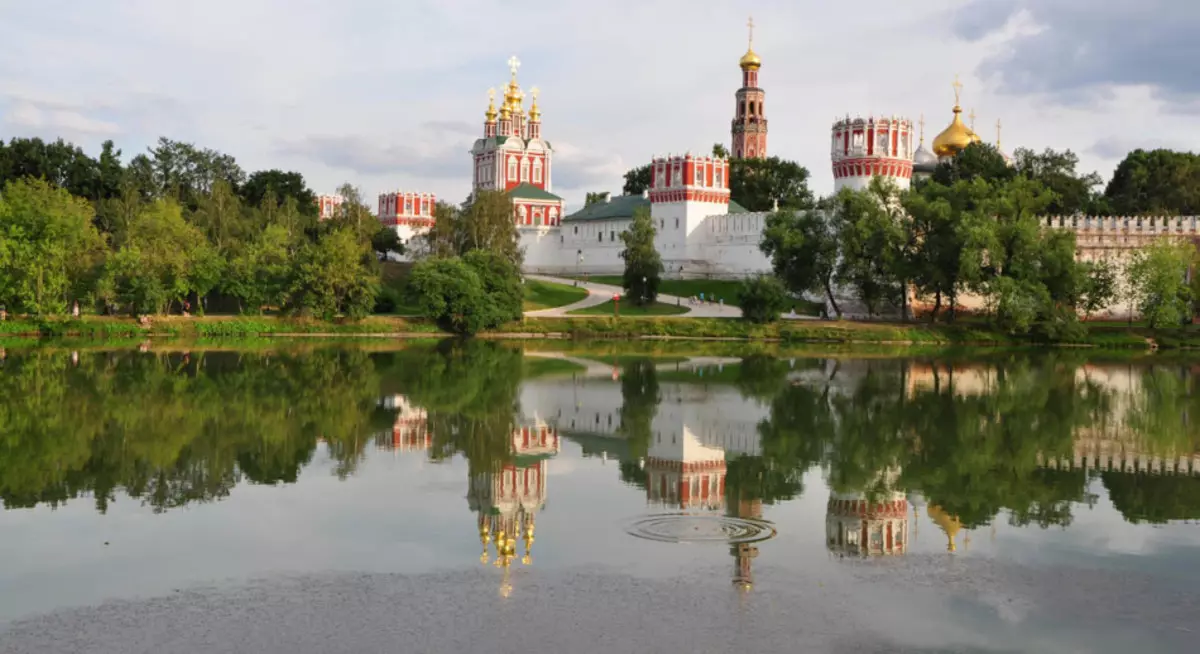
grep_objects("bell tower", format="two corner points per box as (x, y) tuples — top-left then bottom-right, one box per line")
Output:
(731, 16), (767, 159)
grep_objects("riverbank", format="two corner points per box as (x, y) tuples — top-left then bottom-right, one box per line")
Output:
(1, 314), (1189, 349)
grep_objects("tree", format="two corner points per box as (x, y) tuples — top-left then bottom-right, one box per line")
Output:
(737, 274), (789, 323)
(462, 249), (524, 324)
(0, 178), (106, 314)
(831, 180), (908, 317)
(712, 143), (730, 158)
(760, 205), (841, 317)
(222, 224), (296, 313)
(585, 192), (609, 206)
(290, 228), (380, 320)
(622, 165), (651, 196)
(99, 199), (219, 315)
(190, 179), (246, 254)
(132, 137), (246, 208)
(239, 170), (317, 217)
(620, 207), (663, 306)
(1078, 258), (1119, 320)
(729, 156), (814, 212)
(932, 142), (1015, 186)
(371, 224), (404, 260)
(407, 257), (490, 334)
(425, 191), (522, 266)
(0, 137), (106, 201)
(1126, 239), (1195, 328)
(1012, 147), (1104, 215)
(1104, 149), (1200, 216)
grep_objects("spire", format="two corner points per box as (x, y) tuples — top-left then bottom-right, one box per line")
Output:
(996, 118), (1002, 149)
(918, 114), (926, 145)
(529, 86), (541, 121)
(968, 108), (977, 131)
(952, 73), (963, 110)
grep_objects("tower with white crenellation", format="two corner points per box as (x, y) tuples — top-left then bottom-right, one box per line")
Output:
(730, 16), (767, 159)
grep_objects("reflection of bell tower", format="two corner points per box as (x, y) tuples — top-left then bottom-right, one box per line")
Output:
(468, 421), (560, 597)
(730, 495), (762, 591)
(825, 468), (909, 557)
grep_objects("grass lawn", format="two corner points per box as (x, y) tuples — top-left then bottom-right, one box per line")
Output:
(522, 357), (588, 378)
(567, 300), (689, 317)
(575, 276), (823, 315)
(523, 279), (589, 311)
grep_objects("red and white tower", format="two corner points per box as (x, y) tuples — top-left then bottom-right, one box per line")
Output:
(315, 194), (344, 220)
(377, 191), (436, 250)
(648, 153), (730, 263)
(470, 55), (564, 229)
(830, 115), (915, 192)
(730, 16), (767, 159)
(825, 467), (909, 557)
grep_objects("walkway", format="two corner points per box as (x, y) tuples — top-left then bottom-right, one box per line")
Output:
(522, 274), (743, 318)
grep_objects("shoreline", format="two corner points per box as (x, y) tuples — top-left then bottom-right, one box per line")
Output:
(0, 314), (1184, 350)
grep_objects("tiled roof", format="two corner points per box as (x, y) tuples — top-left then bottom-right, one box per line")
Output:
(508, 182), (563, 201)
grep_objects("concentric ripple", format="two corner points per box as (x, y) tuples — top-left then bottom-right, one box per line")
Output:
(625, 513), (777, 544)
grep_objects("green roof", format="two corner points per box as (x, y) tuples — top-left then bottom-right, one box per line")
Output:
(494, 136), (508, 145)
(729, 199), (749, 213)
(508, 182), (562, 202)
(563, 194), (649, 222)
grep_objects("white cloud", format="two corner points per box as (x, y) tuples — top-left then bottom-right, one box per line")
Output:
(2, 0), (1198, 212)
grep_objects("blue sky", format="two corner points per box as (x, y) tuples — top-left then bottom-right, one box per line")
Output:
(1, 0), (1196, 212)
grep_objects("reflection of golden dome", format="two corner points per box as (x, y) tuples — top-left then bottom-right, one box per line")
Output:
(932, 106), (975, 159)
(927, 505), (962, 552)
(739, 48), (762, 70)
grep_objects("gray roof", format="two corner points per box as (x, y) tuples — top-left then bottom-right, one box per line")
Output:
(564, 194), (751, 223)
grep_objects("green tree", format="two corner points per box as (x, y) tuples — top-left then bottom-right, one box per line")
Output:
(407, 257), (491, 334)
(620, 207), (663, 306)
(0, 178), (106, 314)
(1104, 149), (1200, 216)
(222, 224), (296, 313)
(832, 180), (908, 317)
(371, 224), (404, 259)
(239, 170), (317, 217)
(760, 204), (841, 317)
(585, 192), (609, 206)
(190, 179), (246, 254)
(425, 191), (522, 266)
(99, 199), (219, 315)
(737, 274), (789, 323)
(729, 156), (814, 212)
(0, 137), (105, 201)
(290, 228), (380, 320)
(463, 249), (524, 324)
(132, 137), (246, 208)
(1126, 239), (1195, 328)
(712, 143), (730, 158)
(1012, 147), (1104, 215)
(622, 165), (651, 196)
(932, 141), (1015, 186)
(1078, 258), (1119, 320)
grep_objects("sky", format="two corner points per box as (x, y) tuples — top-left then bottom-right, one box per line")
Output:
(1, 0), (1197, 214)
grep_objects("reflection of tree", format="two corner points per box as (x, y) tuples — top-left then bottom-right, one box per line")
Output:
(1103, 473), (1200, 524)
(618, 359), (660, 460)
(0, 347), (381, 512)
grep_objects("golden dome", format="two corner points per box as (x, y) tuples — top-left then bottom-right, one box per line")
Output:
(485, 88), (498, 122)
(528, 87), (541, 121)
(739, 48), (762, 70)
(931, 106), (974, 158)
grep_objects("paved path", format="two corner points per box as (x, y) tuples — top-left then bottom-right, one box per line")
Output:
(523, 275), (743, 319)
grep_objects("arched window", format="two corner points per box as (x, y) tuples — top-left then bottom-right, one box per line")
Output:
(549, 207), (558, 225)
(507, 157), (517, 181)
(533, 207), (543, 225)
(520, 159), (530, 182)
(518, 205), (527, 225)
(533, 159), (543, 183)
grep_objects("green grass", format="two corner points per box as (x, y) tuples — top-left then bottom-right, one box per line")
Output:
(523, 279), (589, 311)
(567, 300), (689, 317)
(573, 275), (823, 315)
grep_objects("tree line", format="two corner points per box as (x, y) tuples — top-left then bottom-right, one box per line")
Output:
(0, 136), (397, 318)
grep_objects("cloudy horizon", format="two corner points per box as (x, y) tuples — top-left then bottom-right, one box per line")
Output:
(2, 0), (1195, 213)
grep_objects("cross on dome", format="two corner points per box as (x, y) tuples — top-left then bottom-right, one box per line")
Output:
(507, 55), (521, 79)
(952, 74), (963, 107)
(747, 15), (754, 47)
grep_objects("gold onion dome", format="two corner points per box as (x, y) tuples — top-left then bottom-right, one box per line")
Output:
(932, 106), (975, 158)
(529, 87), (541, 121)
(740, 16), (761, 70)
(485, 89), (498, 122)
(927, 505), (963, 553)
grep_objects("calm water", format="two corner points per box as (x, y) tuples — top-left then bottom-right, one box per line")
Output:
(1, 342), (1198, 653)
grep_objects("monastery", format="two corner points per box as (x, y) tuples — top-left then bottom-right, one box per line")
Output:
(374, 19), (1196, 318)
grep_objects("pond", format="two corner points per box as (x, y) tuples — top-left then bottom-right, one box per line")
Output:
(1, 342), (1198, 653)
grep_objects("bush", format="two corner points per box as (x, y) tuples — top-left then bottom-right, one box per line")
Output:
(462, 249), (523, 323)
(407, 252), (524, 334)
(737, 275), (789, 324)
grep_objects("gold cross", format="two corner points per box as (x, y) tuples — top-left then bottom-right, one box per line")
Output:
(952, 74), (963, 106)
(968, 108), (976, 130)
(488, 88), (495, 102)
(507, 55), (520, 79)
(531, 87), (539, 101)
(747, 15), (755, 47)
(996, 118), (1002, 147)
(918, 114), (925, 143)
